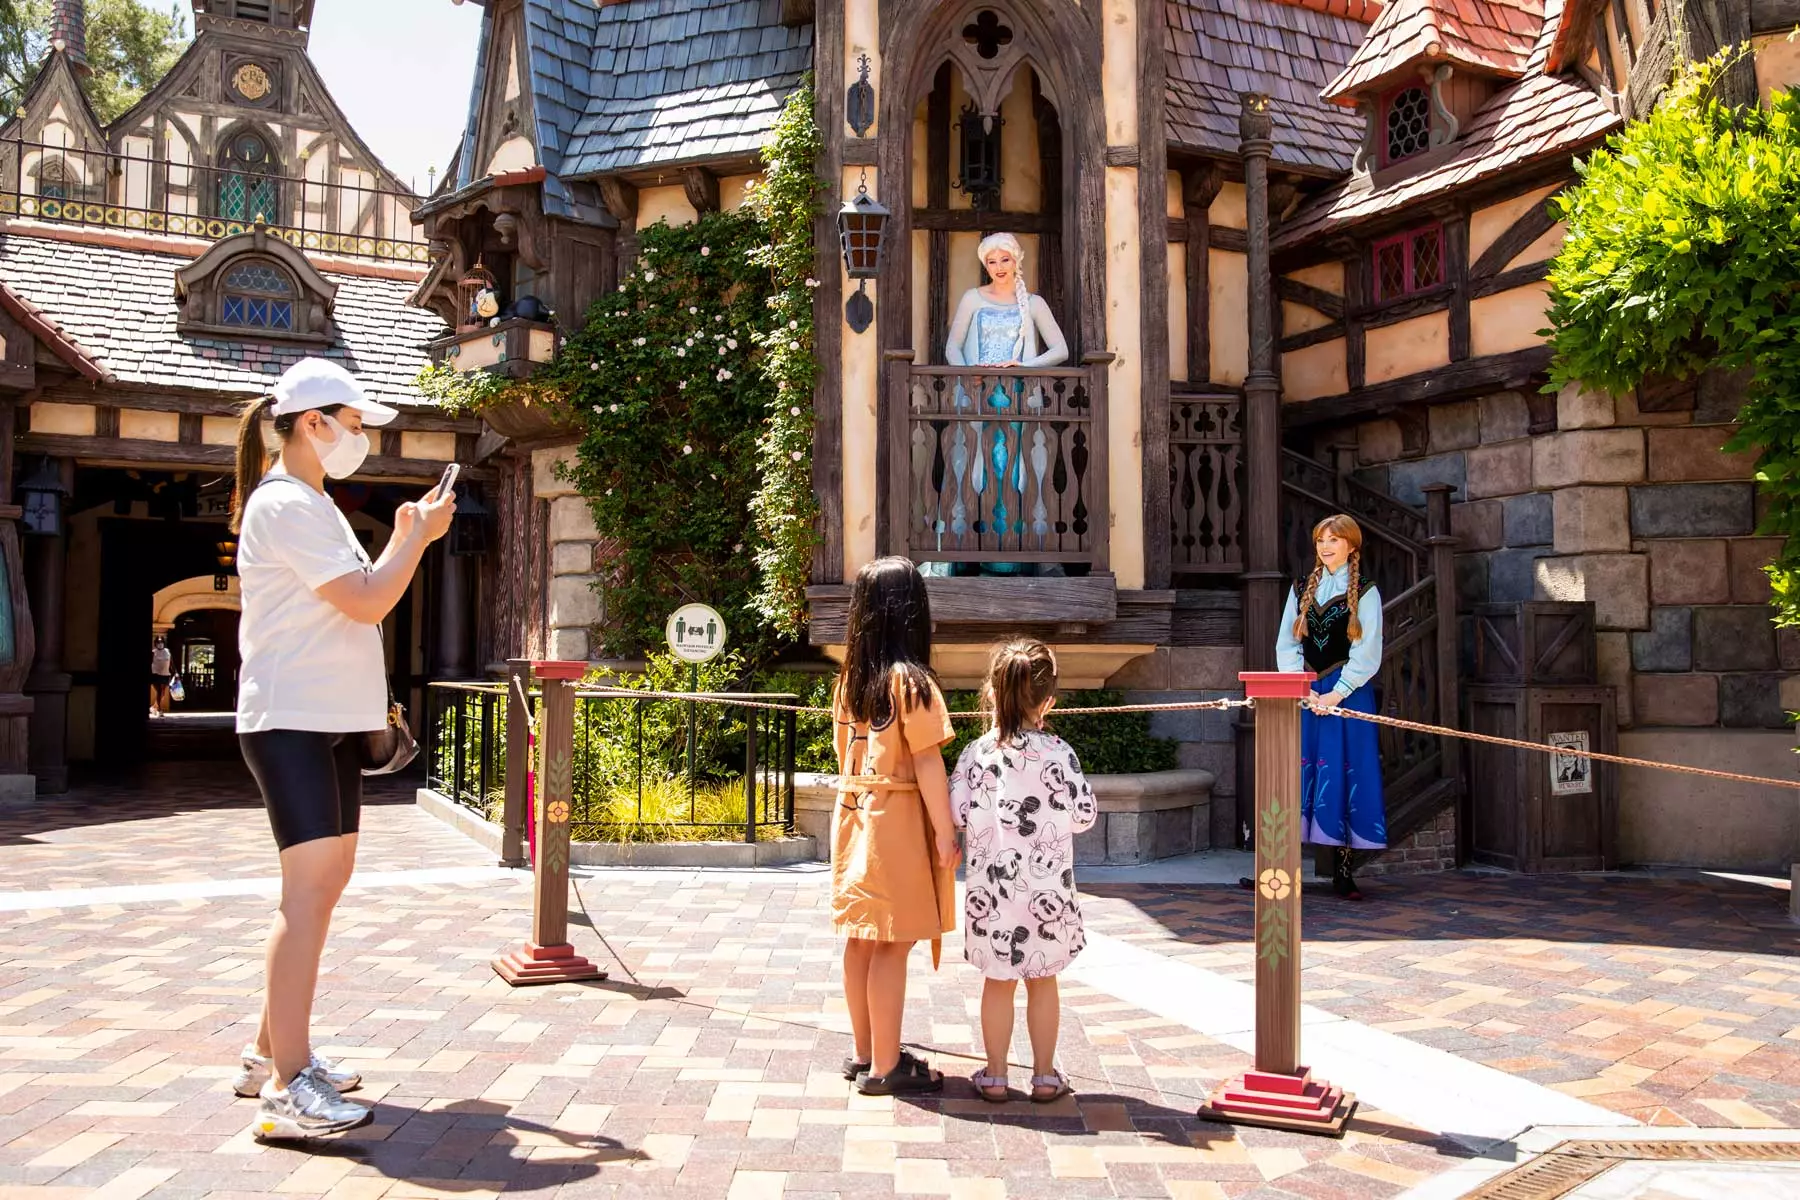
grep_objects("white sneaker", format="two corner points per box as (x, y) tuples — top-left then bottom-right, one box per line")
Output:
(252, 1066), (372, 1140)
(232, 1044), (362, 1097)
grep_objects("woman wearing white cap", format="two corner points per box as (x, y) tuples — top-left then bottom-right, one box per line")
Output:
(226, 357), (455, 1139)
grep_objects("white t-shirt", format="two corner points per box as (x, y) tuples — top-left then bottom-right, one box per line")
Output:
(235, 473), (387, 734)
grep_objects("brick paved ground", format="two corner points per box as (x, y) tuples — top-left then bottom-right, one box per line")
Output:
(1, 764), (1798, 1199)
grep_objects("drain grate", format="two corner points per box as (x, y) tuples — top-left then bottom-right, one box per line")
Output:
(1461, 1139), (1800, 1200)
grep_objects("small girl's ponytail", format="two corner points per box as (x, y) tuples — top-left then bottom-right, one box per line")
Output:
(985, 639), (1058, 742)
(230, 395), (274, 534)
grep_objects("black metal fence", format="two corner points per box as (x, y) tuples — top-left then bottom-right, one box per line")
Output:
(426, 683), (509, 818)
(425, 681), (799, 843)
(0, 137), (429, 264)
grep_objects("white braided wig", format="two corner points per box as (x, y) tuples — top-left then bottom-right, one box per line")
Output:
(978, 232), (1031, 361)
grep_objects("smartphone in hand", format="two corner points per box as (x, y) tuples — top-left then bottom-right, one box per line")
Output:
(432, 462), (461, 502)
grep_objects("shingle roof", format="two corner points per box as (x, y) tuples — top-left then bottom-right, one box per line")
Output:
(1325, 0), (1546, 102)
(1275, 0), (1617, 247)
(0, 232), (445, 406)
(562, 0), (811, 179)
(1166, 0), (1373, 175)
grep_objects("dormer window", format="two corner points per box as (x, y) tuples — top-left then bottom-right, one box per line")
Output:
(1382, 85), (1432, 165)
(217, 130), (279, 223)
(175, 229), (336, 344)
(220, 259), (296, 331)
(1373, 225), (1443, 301)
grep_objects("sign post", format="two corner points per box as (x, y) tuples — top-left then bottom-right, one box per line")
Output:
(666, 604), (727, 815)
(1201, 670), (1355, 1135)
(492, 660), (606, 986)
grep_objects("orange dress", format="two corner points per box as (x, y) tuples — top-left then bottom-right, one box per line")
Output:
(832, 674), (958, 959)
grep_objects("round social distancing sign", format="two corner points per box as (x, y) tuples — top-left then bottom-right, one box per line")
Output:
(665, 603), (727, 663)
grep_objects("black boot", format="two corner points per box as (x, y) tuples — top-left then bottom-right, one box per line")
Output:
(1332, 847), (1364, 901)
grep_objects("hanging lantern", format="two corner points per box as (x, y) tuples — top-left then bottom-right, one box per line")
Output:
(19, 457), (69, 538)
(956, 104), (1004, 212)
(449, 483), (490, 557)
(836, 174), (889, 335)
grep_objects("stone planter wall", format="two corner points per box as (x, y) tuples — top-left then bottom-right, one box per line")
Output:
(795, 769), (1215, 866)
(531, 445), (609, 662)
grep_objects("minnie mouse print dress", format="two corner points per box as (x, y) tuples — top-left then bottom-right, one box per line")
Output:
(950, 729), (1098, 980)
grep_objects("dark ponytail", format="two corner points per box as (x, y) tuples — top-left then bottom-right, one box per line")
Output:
(229, 398), (346, 533)
(984, 639), (1058, 742)
(230, 395), (273, 534)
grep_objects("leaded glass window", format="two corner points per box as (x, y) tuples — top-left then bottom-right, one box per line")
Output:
(220, 258), (296, 330)
(37, 157), (70, 200)
(218, 132), (279, 223)
(1383, 86), (1431, 165)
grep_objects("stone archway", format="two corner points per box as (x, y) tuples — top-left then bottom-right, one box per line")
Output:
(151, 575), (241, 635)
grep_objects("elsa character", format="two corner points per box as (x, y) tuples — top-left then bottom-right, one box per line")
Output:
(930, 234), (1071, 578)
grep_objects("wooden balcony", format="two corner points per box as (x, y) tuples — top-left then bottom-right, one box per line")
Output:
(885, 356), (1109, 572)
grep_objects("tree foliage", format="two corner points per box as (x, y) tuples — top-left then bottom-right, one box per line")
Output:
(0, 0), (189, 124)
(1545, 51), (1800, 622)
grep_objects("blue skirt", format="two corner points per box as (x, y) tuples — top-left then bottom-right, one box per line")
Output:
(1300, 666), (1387, 850)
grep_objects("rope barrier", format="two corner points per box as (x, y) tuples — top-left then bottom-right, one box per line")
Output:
(572, 685), (1254, 718)
(1310, 699), (1800, 791)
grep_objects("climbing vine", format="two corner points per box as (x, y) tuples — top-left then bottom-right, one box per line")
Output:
(1545, 51), (1800, 623)
(745, 74), (824, 640)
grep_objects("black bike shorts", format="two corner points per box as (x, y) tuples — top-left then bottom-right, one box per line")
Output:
(239, 730), (363, 851)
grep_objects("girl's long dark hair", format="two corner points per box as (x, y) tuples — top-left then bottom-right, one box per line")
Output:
(230, 397), (345, 533)
(837, 556), (935, 726)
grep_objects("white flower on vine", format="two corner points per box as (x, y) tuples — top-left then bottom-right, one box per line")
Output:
(689, 306), (699, 314)
(609, 404), (619, 413)
(717, 368), (732, 382)
(790, 450), (803, 461)
(733, 543), (744, 553)
(676, 347), (686, 357)
(591, 405), (603, 414)
(643, 271), (656, 282)
(788, 319), (799, 330)
(805, 278), (820, 288)
(589, 361), (599, 371)
(682, 444), (693, 455)
(633, 337), (647, 347)
(726, 338), (738, 350)
(789, 341), (800, 351)
(700, 246), (711, 257)
(605, 488), (614, 496)
(718, 345), (727, 356)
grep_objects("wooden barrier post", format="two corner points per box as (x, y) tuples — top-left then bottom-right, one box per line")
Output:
(498, 658), (531, 868)
(1201, 670), (1355, 1135)
(492, 660), (606, 986)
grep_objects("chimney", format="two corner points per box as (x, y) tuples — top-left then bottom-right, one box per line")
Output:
(49, 2), (89, 76)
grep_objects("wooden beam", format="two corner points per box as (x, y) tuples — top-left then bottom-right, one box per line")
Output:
(682, 167), (720, 215)
(811, 0), (845, 584)
(1209, 225), (1246, 253)
(1446, 215), (1471, 363)
(15, 433), (474, 482)
(1280, 346), (1555, 427)
(779, 0), (814, 24)
(597, 177), (638, 223)
(1184, 164), (1223, 386)
(1278, 322), (1347, 353)
(178, 412), (202, 444)
(926, 64), (951, 367)
(1139, 0), (1172, 590)
(1470, 260), (1552, 299)
(1344, 251), (1368, 390)
(1361, 286), (1452, 329)
(1754, 0), (1800, 31)
(95, 406), (119, 439)
(1469, 196), (1556, 278)
(913, 207), (1059, 234)
(1275, 276), (1343, 319)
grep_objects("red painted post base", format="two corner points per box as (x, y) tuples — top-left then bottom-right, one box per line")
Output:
(492, 942), (607, 987)
(1200, 1068), (1356, 1136)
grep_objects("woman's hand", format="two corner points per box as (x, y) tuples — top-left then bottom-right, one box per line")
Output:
(936, 828), (962, 872)
(1315, 689), (1347, 709)
(414, 485), (457, 543)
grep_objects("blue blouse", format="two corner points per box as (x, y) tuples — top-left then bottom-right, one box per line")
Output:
(1275, 564), (1384, 695)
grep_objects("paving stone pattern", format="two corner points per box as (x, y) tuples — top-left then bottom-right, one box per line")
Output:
(4, 766), (1800, 1199)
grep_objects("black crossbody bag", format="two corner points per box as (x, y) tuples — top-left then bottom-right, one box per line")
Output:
(253, 475), (418, 776)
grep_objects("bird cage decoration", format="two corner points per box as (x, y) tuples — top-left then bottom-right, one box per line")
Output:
(456, 259), (499, 334)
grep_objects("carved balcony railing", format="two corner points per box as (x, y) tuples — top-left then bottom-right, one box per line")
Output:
(1169, 388), (1244, 574)
(888, 358), (1109, 571)
(0, 138), (428, 264)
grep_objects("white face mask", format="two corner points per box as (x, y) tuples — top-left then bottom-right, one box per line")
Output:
(307, 413), (370, 479)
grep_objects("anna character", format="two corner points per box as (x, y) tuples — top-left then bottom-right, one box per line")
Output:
(1277, 514), (1387, 899)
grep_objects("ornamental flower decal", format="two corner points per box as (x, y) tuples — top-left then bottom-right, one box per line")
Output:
(1257, 867), (1291, 901)
(547, 799), (570, 824)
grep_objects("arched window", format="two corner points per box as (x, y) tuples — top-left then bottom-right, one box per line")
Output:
(36, 156), (71, 200)
(217, 131), (279, 223)
(219, 258), (296, 331)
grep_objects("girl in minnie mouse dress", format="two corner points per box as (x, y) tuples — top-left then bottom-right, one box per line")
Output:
(951, 639), (1097, 1104)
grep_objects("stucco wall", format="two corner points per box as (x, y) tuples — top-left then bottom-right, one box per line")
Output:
(1617, 730), (1797, 871)
(1757, 34), (1800, 103)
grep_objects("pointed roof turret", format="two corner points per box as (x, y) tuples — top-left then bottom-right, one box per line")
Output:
(49, 1), (89, 76)
(1324, 0), (1545, 105)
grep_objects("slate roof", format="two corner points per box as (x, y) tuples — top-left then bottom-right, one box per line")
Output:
(1325, 0), (1546, 101)
(456, 0), (811, 215)
(0, 232), (445, 406)
(1275, 0), (1617, 248)
(1166, 0), (1373, 175)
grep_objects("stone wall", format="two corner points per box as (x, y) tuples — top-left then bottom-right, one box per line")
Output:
(1106, 645), (1245, 849)
(532, 445), (607, 662)
(1338, 382), (1791, 736)
(1359, 807), (1457, 878)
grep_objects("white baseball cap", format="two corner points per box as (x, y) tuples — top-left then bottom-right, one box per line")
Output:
(270, 358), (398, 426)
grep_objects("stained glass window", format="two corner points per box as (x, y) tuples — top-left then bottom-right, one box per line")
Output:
(37, 157), (70, 200)
(1372, 226), (1445, 302)
(218, 132), (279, 223)
(220, 258), (296, 331)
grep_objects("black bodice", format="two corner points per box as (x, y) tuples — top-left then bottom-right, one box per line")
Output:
(1301, 593), (1353, 675)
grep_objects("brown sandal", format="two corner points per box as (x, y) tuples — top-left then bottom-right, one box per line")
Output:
(858, 1050), (944, 1096)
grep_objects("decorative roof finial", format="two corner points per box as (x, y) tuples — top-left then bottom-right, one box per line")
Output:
(49, 1), (89, 77)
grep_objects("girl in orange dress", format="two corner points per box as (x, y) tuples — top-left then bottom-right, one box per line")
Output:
(832, 556), (962, 1095)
